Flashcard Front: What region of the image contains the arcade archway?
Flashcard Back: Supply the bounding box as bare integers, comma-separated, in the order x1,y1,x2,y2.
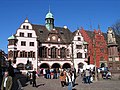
62,63,71,69
40,63,50,68
51,63,61,68
100,63,106,68
78,63,84,69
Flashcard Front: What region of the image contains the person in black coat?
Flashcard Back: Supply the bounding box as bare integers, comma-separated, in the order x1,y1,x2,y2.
32,70,36,87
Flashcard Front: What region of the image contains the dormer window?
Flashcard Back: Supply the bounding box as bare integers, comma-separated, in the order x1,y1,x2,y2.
26,26,29,29
23,25,25,29
23,25,29,29
78,37,81,41
40,31,43,34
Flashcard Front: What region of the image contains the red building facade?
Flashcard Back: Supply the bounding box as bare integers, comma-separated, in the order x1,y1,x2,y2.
80,28,108,68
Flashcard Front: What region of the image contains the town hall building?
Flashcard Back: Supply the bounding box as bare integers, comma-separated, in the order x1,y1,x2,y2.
8,10,88,72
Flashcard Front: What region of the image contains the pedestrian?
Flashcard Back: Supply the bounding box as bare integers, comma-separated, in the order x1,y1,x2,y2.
59,72,66,87
67,72,72,90
32,70,37,87
30,72,33,85
1,70,12,90
72,71,75,87
7,61,15,78
43,68,46,78
53,68,57,79
85,69,90,84
46,68,51,79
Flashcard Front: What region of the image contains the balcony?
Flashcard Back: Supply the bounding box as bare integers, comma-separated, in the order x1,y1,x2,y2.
38,58,71,61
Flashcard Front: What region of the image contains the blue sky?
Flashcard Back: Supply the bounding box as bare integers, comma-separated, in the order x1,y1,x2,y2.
0,0,120,53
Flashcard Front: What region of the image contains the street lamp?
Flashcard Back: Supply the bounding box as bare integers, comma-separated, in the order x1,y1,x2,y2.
71,42,75,68
93,37,98,81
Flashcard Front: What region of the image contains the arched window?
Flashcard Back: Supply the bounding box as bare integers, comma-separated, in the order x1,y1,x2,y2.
8,50,13,58
78,63,84,69
51,47,56,58
78,37,81,41
77,52,82,58
26,26,29,29
39,46,47,58
23,25,25,29
60,47,66,58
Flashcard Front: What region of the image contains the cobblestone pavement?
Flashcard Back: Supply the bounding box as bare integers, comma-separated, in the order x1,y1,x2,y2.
23,76,120,90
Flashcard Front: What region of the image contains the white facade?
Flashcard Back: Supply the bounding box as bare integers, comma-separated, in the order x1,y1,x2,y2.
71,30,88,72
8,19,38,70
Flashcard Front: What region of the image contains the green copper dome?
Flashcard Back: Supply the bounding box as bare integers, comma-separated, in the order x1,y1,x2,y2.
83,41,88,45
45,11,54,19
8,35,16,40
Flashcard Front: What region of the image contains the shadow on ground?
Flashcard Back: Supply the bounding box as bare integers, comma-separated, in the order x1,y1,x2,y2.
12,73,28,90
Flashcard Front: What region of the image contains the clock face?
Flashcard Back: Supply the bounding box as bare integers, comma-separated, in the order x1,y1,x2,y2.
52,36,56,40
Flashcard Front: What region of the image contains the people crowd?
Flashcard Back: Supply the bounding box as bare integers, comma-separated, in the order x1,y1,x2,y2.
0,61,112,90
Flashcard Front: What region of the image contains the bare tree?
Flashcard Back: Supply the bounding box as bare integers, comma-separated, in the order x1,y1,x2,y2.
112,20,120,36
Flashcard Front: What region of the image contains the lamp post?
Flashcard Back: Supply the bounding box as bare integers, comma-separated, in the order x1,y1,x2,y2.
93,37,98,81
71,42,75,68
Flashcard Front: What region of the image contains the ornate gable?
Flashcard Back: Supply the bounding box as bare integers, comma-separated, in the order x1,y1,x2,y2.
45,29,65,43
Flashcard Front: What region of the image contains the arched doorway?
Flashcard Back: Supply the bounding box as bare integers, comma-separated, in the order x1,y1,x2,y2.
101,63,106,68
62,63,71,69
51,63,61,68
40,63,50,68
17,63,25,70
78,63,84,69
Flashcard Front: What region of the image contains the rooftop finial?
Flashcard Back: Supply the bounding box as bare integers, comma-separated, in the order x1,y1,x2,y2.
49,5,50,13
24,17,29,23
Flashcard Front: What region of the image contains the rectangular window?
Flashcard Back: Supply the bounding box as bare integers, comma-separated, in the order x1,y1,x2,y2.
30,42,34,46
76,45,82,49
77,53,82,58
85,53,87,58
25,52,27,57
20,32,24,37
28,33,32,37
84,45,87,49
21,41,26,46
20,52,23,57
33,52,35,58
28,52,30,57
100,48,104,53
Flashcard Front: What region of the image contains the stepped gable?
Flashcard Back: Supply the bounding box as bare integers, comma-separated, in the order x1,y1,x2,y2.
85,30,108,42
85,30,94,40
